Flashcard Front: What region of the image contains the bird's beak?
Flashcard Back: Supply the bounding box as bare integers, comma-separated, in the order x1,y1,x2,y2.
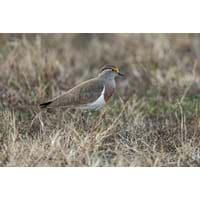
118,72,124,76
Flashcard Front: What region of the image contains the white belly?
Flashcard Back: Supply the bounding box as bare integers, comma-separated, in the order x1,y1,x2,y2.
80,86,106,111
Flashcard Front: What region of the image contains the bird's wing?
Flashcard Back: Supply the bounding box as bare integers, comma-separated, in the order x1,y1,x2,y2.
46,79,105,108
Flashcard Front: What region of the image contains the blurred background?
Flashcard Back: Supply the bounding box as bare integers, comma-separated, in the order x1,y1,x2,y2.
0,33,200,109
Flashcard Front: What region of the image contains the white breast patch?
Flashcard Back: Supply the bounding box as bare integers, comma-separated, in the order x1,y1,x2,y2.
81,86,106,110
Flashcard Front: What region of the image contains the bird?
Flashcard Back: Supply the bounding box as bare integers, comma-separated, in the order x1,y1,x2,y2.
39,64,124,111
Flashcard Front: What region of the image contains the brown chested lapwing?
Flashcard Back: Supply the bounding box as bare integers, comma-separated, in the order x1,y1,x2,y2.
40,64,124,110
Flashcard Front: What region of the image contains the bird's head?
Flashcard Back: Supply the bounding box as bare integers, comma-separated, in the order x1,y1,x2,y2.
99,64,124,79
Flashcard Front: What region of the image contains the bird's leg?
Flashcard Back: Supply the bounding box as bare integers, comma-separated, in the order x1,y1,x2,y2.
81,111,90,133
91,110,106,132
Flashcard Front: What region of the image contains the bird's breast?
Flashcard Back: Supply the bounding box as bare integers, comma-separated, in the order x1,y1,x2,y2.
104,84,115,102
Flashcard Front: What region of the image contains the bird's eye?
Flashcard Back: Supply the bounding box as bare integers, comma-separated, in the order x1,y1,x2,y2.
112,67,119,73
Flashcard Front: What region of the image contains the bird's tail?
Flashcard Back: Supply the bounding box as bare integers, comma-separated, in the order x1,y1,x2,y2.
39,100,52,109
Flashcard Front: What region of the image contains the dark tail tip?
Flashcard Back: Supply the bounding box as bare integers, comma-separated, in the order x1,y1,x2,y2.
39,101,52,109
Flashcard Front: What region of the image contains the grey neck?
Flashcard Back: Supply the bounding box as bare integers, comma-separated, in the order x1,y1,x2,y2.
98,70,116,82
98,72,116,90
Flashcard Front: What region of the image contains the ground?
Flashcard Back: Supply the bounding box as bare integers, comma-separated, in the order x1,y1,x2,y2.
0,33,200,166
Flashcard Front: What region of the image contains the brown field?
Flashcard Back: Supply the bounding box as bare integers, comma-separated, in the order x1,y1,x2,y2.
0,33,200,166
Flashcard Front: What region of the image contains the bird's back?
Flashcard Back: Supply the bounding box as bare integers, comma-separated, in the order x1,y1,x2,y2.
40,78,105,109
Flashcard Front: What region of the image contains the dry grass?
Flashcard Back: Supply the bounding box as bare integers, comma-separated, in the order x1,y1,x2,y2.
1,33,200,166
